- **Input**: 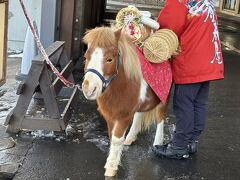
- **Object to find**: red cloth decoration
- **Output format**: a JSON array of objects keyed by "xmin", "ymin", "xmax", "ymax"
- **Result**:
[{"xmin": 136, "ymin": 46, "xmax": 172, "ymax": 104}]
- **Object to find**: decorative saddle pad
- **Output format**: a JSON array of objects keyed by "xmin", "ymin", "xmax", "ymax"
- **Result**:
[{"xmin": 136, "ymin": 46, "xmax": 172, "ymax": 104}]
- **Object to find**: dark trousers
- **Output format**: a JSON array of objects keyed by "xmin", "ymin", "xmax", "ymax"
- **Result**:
[{"xmin": 172, "ymin": 81, "xmax": 210, "ymax": 147}]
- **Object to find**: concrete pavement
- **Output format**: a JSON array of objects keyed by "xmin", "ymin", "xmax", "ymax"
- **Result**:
[{"xmin": 0, "ymin": 15, "xmax": 240, "ymax": 180}]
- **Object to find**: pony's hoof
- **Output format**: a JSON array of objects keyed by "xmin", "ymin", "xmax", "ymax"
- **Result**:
[
  {"xmin": 124, "ymin": 139, "xmax": 134, "ymax": 146},
  {"xmin": 104, "ymin": 169, "xmax": 117, "ymax": 177}
]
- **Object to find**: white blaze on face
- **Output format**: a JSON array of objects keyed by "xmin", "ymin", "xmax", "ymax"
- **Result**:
[{"xmin": 82, "ymin": 47, "xmax": 104, "ymax": 100}]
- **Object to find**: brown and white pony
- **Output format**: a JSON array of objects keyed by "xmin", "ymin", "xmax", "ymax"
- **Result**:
[{"xmin": 82, "ymin": 27, "xmax": 167, "ymax": 177}]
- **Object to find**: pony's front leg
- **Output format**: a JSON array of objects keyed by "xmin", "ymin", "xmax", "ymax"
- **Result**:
[
  {"xmin": 104, "ymin": 120, "xmax": 130, "ymax": 177},
  {"xmin": 124, "ymin": 112, "xmax": 142, "ymax": 145},
  {"xmin": 106, "ymin": 120, "xmax": 114, "ymax": 140},
  {"xmin": 153, "ymin": 120, "xmax": 164, "ymax": 146}
]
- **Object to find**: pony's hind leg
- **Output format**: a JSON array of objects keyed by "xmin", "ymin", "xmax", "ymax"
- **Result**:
[
  {"xmin": 104, "ymin": 120, "xmax": 130, "ymax": 177},
  {"xmin": 153, "ymin": 120, "xmax": 164, "ymax": 146},
  {"xmin": 124, "ymin": 112, "xmax": 142, "ymax": 146},
  {"xmin": 153, "ymin": 103, "xmax": 167, "ymax": 146}
]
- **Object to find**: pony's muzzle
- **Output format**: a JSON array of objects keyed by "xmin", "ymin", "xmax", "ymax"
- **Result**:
[{"xmin": 82, "ymin": 78, "xmax": 102, "ymax": 100}]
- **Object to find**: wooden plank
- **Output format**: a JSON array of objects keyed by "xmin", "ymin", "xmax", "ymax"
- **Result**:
[
  {"xmin": 58, "ymin": 49, "xmax": 75, "ymax": 84},
  {"xmin": 59, "ymin": 49, "xmax": 71, "ymax": 68},
  {"xmin": 91, "ymin": 0, "xmax": 97, "ymax": 27},
  {"xmin": 50, "ymin": 46, "xmax": 64, "ymax": 65},
  {"xmin": 59, "ymin": 48, "xmax": 74, "ymax": 83},
  {"xmin": 100, "ymin": 0, "xmax": 107, "ymax": 22},
  {"xmin": 39, "ymin": 64, "xmax": 60, "ymax": 119},
  {"xmin": 5, "ymin": 62, "xmax": 45, "ymax": 133},
  {"xmin": 0, "ymin": 1, "xmax": 8, "ymax": 86},
  {"xmin": 52, "ymin": 60, "xmax": 74, "ymax": 95},
  {"xmin": 62, "ymin": 87, "xmax": 79, "ymax": 127},
  {"xmin": 145, "ymin": 0, "xmax": 158, "ymax": 5},
  {"xmin": 16, "ymin": 81, "xmax": 26, "ymax": 95},
  {"xmin": 33, "ymin": 41, "xmax": 65, "ymax": 63},
  {"xmin": 123, "ymin": 0, "xmax": 135, "ymax": 3},
  {"xmin": 4, "ymin": 109, "xmax": 13, "ymax": 127},
  {"xmin": 21, "ymin": 116, "xmax": 62, "ymax": 131},
  {"xmin": 72, "ymin": 0, "xmax": 84, "ymax": 59},
  {"xmin": 59, "ymin": 0, "xmax": 75, "ymax": 59},
  {"xmin": 235, "ymin": 0, "xmax": 240, "ymax": 15},
  {"xmin": 107, "ymin": 0, "xmax": 162, "ymax": 10}
]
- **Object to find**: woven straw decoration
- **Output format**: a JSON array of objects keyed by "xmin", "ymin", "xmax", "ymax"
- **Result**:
[
  {"xmin": 143, "ymin": 29, "xmax": 179, "ymax": 63},
  {"xmin": 116, "ymin": 6, "xmax": 141, "ymax": 28},
  {"xmin": 115, "ymin": 7, "xmax": 151, "ymax": 44}
]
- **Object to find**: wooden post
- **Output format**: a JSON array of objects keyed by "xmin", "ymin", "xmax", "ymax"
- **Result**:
[
  {"xmin": 59, "ymin": 0, "xmax": 75, "ymax": 59},
  {"xmin": 235, "ymin": 0, "xmax": 240, "ymax": 15},
  {"xmin": 0, "ymin": 0, "xmax": 8, "ymax": 86}
]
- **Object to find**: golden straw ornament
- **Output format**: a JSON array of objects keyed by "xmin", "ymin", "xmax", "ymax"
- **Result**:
[
  {"xmin": 143, "ymin": 29, "xmax": 180, "ymax": 63},
  {"xmin": 115, "ymin": 6, "xmax": 159, "ymax": 44}
]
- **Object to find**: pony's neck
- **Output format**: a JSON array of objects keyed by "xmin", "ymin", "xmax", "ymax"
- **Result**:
[
  {"xmin": 97, "ymin": 61, "xmax": 140, "ymax": 110},
  {"xmin": 106, "ymin": 62, "xmax": 128, "ymax": 92}
]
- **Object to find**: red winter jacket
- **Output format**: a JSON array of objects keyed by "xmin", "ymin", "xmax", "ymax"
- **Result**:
[{"xmin": 157, "ymin": 0, "xmax": 224, "ymax": 84}]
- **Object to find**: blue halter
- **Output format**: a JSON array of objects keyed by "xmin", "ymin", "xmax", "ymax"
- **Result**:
[{"xmin": 84, "ymin": 52, "xmax": 121, "ymax": 92}]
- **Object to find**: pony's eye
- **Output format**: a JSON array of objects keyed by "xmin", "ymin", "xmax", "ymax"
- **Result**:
[{"xmin": 106, "ymin": 58, "xmax": 113, "ymax": 63}]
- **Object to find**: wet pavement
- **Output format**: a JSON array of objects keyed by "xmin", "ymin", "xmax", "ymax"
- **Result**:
[
  {"xmin": 0, "ymin": 15, "xmax": 240, "ymax": 180},
  {"xmin": 218, "ymin": 13, "xmax": 240, "ymax": 52}
]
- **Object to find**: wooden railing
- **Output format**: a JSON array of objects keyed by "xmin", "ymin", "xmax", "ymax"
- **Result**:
[
  {"xmin": 108, "ymin": 0, "xmax": 165, "ymax": 6},
  {"xmin": 106, "ymin": 0, "xmax": 164, "ymax": 18}
]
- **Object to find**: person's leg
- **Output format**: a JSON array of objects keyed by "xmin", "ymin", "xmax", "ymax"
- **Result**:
[
  {"xmin": 192, "ymin": 81, "xmax": 210, "ymax": 141},
  {"xmin": 153, "ymin": 83, "xmax": 201, "ymax": 159},
  {"xmin": 172, "ymin": 84, "xmax": 196, "ymax": 147}
]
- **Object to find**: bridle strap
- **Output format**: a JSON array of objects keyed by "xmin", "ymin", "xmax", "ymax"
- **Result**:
[{"xmin": 84, "ymin": 52, "xmax": 121, "ymax": 92}]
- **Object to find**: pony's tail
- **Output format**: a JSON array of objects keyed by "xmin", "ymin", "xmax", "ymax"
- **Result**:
[{"xmin": 140, "ymin": 103, "xmax": 167, "ymax": 131}]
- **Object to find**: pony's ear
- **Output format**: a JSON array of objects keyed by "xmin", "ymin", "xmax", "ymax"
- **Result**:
[{"xmin": 114, "ymin": 28, "xmax": 122, "ymax": 42}]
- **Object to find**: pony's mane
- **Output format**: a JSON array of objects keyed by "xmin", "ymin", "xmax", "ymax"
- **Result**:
[{"xmin": 83, "ymin": 26, "xmax": 142, "ymax": 82}]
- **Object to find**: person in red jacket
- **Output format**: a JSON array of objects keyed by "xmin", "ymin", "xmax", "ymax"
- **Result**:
[{"xmin": 152, "ymin": 0, "xmax": 224, "ymax": 159}]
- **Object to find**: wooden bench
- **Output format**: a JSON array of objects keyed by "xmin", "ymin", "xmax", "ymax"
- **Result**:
[{"xmin": 4, "ymin": 41, "xmax": 80, "ymax": 133}]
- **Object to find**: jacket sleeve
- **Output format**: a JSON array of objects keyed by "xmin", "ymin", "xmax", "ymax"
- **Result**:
[{"xmin": 157, "ymin": 0, "xmax": 188, "ymax": 37}]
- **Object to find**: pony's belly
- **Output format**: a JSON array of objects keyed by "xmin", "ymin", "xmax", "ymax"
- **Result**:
[{"xmin": 137, "ymin": 86, "xmax": 160, "ymax": 112}]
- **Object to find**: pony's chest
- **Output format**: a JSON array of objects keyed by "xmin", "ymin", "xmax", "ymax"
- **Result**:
[{"xmin": 96, "ymin": 91, "xmax": 140, "ymax": 118}]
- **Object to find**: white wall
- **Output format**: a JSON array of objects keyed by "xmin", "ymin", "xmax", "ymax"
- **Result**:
[
  {"xmin": 40, "ymin": 0, "xmax": 57, "ymax": 48},
  {"xmin": 8, "ymin": 0, "xmax": 42, "ymax": 51},
  {"xmin": 8, "ymin": 0, "xmax": 56, "ymax": 52}
]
